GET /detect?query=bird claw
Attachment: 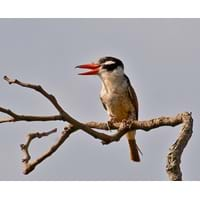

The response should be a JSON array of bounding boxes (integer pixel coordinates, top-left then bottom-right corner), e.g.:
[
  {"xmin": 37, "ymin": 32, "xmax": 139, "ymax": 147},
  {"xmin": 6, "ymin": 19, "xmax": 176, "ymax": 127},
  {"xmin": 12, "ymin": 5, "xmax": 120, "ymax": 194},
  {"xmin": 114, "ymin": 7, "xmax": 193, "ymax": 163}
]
[
  {"xmin": 106, "ymin": 120, "xmax": 114, "ymax": 132},
  {"xmin": 121, "ymin": 119, "xmax": 133, "ymax": 129}
]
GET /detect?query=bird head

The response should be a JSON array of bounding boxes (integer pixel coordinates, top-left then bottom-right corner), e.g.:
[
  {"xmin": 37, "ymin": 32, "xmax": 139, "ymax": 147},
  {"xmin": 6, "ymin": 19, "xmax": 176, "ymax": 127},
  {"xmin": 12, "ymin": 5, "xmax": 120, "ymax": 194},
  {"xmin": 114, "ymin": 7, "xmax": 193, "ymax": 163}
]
[{"xmin": 75, "ymin": 56, "xmax": 124, "ymax": 78}]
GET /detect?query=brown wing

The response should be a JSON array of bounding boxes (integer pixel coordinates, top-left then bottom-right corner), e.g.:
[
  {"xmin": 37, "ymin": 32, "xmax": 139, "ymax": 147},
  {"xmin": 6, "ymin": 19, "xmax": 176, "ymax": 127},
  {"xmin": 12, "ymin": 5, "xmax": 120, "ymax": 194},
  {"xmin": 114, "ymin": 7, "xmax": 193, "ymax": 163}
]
[
  {"xmin": 125, "ymin": 75, "xmax": 139, "ymax": 120},
  {"xmin": 100, "ymin": 96, "xmax": 107, "ymax": 111}
]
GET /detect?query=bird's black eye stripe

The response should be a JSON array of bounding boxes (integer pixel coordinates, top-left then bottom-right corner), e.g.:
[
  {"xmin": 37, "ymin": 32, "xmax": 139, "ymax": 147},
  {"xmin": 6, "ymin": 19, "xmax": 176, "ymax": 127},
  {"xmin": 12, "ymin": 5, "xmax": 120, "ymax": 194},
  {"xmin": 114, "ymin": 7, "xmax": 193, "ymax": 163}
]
[{"xmin": 102, "ymin": 63, "xmax": 117, "ymax": 71}]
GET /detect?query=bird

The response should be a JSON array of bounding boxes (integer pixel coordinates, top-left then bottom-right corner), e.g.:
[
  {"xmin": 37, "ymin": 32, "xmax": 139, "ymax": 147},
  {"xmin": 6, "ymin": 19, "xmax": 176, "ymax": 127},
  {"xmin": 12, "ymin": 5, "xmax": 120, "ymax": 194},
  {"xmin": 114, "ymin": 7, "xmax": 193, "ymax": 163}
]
[{"xmin": 76, "ymin": 56, "xmax": 140, "ymax": 162}]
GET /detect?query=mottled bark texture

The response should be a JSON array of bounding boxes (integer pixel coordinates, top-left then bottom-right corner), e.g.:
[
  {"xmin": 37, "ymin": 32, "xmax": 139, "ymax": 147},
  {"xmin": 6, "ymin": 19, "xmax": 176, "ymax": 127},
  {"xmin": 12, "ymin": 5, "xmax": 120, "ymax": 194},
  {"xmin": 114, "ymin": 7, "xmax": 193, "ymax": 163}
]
[{"xmin": 0, "ymin": 76, "xmax": 193, "ymax": 180}]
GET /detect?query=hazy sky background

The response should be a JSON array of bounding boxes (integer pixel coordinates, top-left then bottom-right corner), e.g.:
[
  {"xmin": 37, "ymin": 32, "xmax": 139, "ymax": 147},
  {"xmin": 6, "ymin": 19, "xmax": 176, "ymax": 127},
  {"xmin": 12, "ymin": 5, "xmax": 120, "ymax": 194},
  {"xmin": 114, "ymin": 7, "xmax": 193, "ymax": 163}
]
[{"xmin": 0, "ymin": 19, "xmax": 199, "ymax": 181}]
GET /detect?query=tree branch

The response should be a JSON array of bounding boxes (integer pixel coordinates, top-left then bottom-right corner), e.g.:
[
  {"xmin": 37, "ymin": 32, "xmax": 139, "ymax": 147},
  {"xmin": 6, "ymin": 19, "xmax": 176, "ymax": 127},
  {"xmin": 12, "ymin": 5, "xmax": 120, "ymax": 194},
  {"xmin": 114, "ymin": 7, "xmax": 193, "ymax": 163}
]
[
  {"xmin": 0, "ymin": 76, "xmax": 193, "ymax": 180},
  {"xmin": 21, "ymin": 128, "xmax": 58, "ymax": 161},
  {"xmin": 3, "ymin": 76, "xmax": 111, "ymax": 141},
  {"xmin": 0, "ymin": 107, "xmax": 62, "ymax": 123},
  {"xmin": 21, "ymin": 126, "xmax": 77, "ymax": 174},
  {"xmin": 166, "ymin": 112, "xmax": 193, "ymax": 181}
]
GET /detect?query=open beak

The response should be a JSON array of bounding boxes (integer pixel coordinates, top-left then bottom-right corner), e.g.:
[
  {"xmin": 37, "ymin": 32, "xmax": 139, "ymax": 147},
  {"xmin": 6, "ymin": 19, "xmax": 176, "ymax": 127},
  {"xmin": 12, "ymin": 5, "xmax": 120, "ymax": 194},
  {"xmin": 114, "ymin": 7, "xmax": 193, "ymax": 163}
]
[{"xmin": 75, "ymin": 63, "xmax": 100, "ymax": 75}]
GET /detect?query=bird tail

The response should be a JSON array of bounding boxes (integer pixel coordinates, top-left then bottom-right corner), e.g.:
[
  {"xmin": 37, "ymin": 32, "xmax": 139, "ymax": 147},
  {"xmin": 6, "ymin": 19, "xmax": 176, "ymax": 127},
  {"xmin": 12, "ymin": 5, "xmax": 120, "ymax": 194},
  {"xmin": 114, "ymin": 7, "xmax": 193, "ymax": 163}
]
[{"xmin": 126, "ymin": 131, "xmax": 141, "ymax": 162}]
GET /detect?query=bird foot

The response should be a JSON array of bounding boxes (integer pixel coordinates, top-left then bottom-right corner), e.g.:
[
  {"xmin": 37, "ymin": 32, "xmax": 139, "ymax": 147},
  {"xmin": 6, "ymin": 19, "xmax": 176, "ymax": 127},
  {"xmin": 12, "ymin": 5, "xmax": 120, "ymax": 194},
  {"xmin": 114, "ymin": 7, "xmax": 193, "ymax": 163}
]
[
  {"xmin": 121, "ymin": 119, "xmax": 133, "ymax": 129},
  {"xmin": 106, "ymin": 120, "xmax": 115, "ymax": 132}
]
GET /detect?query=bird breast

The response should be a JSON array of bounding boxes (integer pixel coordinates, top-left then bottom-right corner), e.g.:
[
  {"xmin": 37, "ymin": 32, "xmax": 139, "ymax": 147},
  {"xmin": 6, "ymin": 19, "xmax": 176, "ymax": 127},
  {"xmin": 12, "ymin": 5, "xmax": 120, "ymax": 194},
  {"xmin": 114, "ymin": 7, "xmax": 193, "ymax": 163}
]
[{"xmin": 100, "ymin": 82, "xmax": 135, "ymax": 121}]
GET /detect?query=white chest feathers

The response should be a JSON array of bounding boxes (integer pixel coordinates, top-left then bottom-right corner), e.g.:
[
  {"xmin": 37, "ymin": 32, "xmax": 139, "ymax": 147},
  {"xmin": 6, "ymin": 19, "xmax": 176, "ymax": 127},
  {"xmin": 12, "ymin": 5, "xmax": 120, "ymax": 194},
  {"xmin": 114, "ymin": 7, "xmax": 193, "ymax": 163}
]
[{"xmin": 100, "ymin": 74, "xmax": 135, "ymax": 121}]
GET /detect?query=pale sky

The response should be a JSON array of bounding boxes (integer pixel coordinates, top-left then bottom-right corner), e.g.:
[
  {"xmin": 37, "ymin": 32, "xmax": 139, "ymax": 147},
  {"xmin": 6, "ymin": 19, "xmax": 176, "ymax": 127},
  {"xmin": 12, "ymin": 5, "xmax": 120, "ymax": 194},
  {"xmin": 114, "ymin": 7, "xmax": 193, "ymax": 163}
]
[{"xmin": 0, "ymin": 19, "xmax": 199, "ymax": 180}]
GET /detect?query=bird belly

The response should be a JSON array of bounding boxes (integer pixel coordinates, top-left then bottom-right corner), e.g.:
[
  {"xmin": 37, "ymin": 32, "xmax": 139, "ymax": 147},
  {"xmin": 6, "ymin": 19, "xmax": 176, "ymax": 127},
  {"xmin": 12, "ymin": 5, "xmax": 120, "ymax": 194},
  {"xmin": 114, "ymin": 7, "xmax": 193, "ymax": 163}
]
[{"xmin": 102, "ymin": 92, "xmax": 135, "ymax": 122}]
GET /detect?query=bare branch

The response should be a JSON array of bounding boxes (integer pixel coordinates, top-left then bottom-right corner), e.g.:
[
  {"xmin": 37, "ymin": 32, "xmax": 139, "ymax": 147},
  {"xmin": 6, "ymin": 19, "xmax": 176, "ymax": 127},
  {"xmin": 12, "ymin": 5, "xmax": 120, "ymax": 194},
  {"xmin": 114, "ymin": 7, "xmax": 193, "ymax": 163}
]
[
  {"xmin": 0, "ymin": 107, "xmax": 18, "ymax": 119},
  {"xmin": 87, "ymin": 113, "xmax": 193, "ymax": 180},
  {"xmin": 21, "ymin": 126, "xmax": 76, "ymax": 175},
  {"xmin": 1, "ymin": 76, "xmax": 193, "ymax": 180},
  {"xmin": 166, "ymin": 112, "xmax": 193, "ymax": 181},
  {"xmin": 3, "ymin": 76, "xmax": 110, "ymax": 141},
  {"xmin": 0, "ymin": 117, "xmax": 15, "ymax": 123},
  {"xmin": 19, "ymin": 113, "xmax": 192, "ymax": 178},
  {"xmin": 4, "ymin": 75, "xmax": 66, "ymax": 114},
  {"xmin": 85, "ymin": 114, "xmax": 183, "ymax": 131},
  {"xmin": 0, "ymin": 107, "xmax": 62, "ymax": 123},
  {"xmin": 20, "ymin": 128, "xmax": 57, "ymax": 163},
  {"xmin": 85, "ymin": 114, "xmax": 184, "ymax": 144}
]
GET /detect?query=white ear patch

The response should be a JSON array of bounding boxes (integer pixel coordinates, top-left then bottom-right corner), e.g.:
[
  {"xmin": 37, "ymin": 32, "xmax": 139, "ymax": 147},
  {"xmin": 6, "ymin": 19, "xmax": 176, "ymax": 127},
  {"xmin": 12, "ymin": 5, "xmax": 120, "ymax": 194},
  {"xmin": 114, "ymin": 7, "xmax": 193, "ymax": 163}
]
[{"xmin": 104, "ymin": 60, "xmax": 115, "ymax": 65}]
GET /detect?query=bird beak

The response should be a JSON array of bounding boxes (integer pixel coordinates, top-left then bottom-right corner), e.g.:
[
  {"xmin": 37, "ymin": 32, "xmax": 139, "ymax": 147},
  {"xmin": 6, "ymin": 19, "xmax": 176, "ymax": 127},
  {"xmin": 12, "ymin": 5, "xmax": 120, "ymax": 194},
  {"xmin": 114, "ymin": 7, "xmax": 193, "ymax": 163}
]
[{"xmin": 75, "ymin": 63, "xmax": 101, "ymax": 75}]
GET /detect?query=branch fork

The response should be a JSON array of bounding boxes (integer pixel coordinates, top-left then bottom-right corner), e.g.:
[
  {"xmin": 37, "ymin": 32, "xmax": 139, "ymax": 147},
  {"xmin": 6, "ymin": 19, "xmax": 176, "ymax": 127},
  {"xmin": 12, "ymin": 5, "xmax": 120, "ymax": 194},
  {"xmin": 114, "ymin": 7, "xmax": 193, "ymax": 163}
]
[{"xmin": 0, "ymin": 76, "xmax": 193, "ymax": 180}]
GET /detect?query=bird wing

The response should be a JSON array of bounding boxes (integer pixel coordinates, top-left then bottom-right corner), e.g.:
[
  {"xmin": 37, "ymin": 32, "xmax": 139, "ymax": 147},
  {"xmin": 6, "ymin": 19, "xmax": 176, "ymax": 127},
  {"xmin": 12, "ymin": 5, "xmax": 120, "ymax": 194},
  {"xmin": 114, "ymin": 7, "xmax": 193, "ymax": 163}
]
[
  {"xmin": 100, "ymin": 96, "xmax": 107, "ymax": 111},
  {"xmin": 125, "ymin": 75, "xmax": 139, "ymax": 120}
]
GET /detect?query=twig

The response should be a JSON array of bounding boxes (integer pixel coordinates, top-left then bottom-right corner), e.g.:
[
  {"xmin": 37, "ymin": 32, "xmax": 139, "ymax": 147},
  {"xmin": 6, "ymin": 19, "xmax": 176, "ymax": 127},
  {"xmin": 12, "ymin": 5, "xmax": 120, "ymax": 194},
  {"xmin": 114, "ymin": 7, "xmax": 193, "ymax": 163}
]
[
  {"xmin": 0, "ymin": 107, "xmax": 62, "ymax": 123},
  {"xmin": 21, "ymin": 126, "xmax": 76, "ymax": 175},
  {"xmin": 20, "ymin": 128, "xmax": 57, "ymax": 163}
]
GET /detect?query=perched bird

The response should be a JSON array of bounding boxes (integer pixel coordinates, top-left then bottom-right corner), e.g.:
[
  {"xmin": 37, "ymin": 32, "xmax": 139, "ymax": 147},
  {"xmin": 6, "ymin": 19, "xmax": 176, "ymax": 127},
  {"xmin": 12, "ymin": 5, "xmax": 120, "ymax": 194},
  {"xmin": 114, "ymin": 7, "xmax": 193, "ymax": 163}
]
[{"xmin": 76, "ymin": 56, "xmax": 140, "ymax": 162}]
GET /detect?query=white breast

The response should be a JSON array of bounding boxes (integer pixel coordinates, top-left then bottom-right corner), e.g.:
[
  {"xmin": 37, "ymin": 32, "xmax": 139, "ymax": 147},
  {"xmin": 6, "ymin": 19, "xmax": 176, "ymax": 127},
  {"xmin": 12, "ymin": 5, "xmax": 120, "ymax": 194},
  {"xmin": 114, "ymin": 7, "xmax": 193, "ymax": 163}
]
[{"xmin": 100, "ymin": 73, "xmax": 135, "ymax": 121}]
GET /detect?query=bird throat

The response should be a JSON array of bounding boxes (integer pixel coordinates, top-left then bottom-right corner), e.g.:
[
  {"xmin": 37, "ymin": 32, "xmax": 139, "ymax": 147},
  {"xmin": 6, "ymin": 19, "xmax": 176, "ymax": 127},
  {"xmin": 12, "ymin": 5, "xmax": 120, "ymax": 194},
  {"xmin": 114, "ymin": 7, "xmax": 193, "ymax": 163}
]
[{"xmin": 100, "ymin": 73, "xmax": 125, "ymax": 94}]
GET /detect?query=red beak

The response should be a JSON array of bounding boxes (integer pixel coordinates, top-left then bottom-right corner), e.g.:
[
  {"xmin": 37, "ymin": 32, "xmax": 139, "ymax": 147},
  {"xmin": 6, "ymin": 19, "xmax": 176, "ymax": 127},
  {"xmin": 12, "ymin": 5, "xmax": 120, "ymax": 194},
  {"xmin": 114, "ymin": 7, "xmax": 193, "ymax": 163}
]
[{"xmin": 75, "ymin": 63, "xmax": 100, "ymax": 75}]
